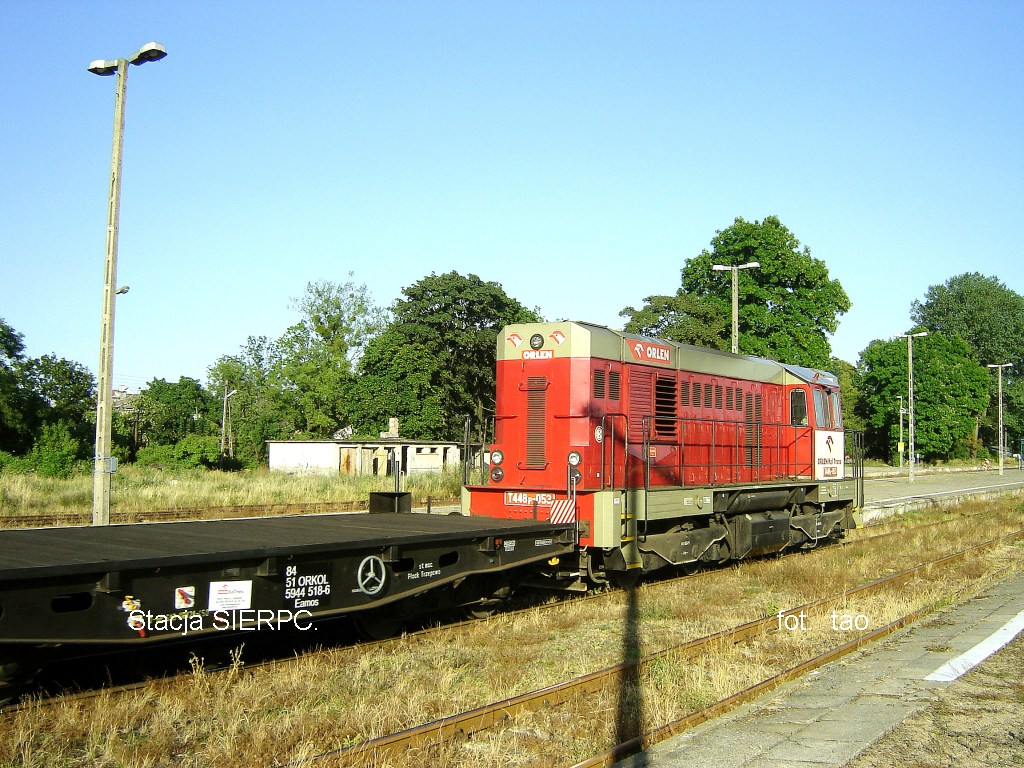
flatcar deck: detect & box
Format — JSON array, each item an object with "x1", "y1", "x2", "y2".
[
  {"x1": 0, "y1": 512, "x2": 576, "y2": 645},
  {"x1": 0, "y1": 512, "x2": 568, "y2": 580}
]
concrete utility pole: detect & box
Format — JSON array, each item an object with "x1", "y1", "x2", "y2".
[
  {"x1": 712, "y1": 261, "x2": 760, "y2": 355},
  {"x1": 89, "y1": 42, "x2": 167, "y2": 526},
  {"x1": 899, "y1": 332, "x2": 928, "y2": 483},
  {"x1": 986, "y1": 363, "x2": 1013, "y2": 475}
]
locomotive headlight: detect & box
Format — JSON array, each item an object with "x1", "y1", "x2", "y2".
[
  {"x1": 567, "y1": 451, "x2": 582, "y2": 467},
  {"x1": 490, "y1": 466, "x2": 504, "y2": 482},
  {"x1": 490, "y1": 450, "x2": 504, "y2": 466}
]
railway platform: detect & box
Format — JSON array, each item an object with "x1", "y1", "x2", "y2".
[{"x1": 613, "y1": 564, "x2": 1024, "y2": 768}]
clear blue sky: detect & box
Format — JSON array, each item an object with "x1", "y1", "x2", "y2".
[{"x1": 2, "y1": 1, "x2": 1022, "y2": 391}]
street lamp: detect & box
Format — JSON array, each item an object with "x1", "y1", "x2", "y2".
[
  {"x1": 89, "y1": 42, "x2": 167, "y2": 526},
  {"x1": 712, "y1": 261, "x2": 760, "y2": 355},
  {"x1": 986, "y1": 363, "x2": 1013, "y2": 475},
  {"x1": 221, "y1": 388, "x2": 238, "y2": 465},
  {"x1": 898, "y1": 331, "x2": 928, "y2": 483}
]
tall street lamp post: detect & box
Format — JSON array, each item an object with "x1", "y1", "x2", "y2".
[
  {"x1": 899, "y1": 332, "x2": 928, "y2": 483},
  {"x1": 89, "y1": 42, "x2": 167, "y2": 526},
  {"x1": 986, "y1": 363, "x2": 1013, "y2": 475},
  {"x1": 712, "y1": 261, "x2": 760, "y2": 355}
]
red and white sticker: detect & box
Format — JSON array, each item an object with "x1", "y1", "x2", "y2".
[
  {"x1": 549, "y1": 499, "x2": 577, "y2": 525},
  {"x1": 549, "y1": 330, "x2": 567, "y2": 346},
  {"x1": 629, "y1": 341, "x2": 672, "y2": 365},
  {"x1": 507, "y1": 333, "x2": 524, "y2": 348}
]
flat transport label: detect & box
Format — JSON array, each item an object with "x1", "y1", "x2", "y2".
[{"x1": 504, "y1": 491, "x2": 556, "y2": 507}]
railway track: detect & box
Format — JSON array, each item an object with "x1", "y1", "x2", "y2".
[
  {"x1": 318, "y1": 528, "x2": 1024, "y2": 767},
  {"x1": 0, "y1": 502, "x2": 1002, "y2": 716},
  {"x1": 4, "y1": 501, "x2": 1020, "y2": 768}
]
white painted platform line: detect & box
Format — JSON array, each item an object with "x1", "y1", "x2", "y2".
[{"x1": 925, "y1": 609, "x2": 1024, "y2": 682}]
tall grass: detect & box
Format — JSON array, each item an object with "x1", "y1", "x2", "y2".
[{"x1": 0, "y1": 465, "x2": 468, "y2": 517}]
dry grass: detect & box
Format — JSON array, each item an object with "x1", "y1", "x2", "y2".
[
  {"x1": 0, "y1": 466, "x2": 467, "y2": 519},
  {"x1": 2, "y1": 500, "x2": 1022, "y2": 767}
]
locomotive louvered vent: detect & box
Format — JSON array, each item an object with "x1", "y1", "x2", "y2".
[
  {"x1": 704, "y1": 383, "x2": 713, "y2": 409},
  {"x1": 526, "y1": 376, "x2": 547, "y2": 467},
  {"x1": 608, "y1": 371, "x2": 621, "y2": 400},
  {"x1": 629, "y1": 372, "x2": 653, "y2": 437},
  {"x1": 693, "y1": 382, "x2": 702, "y2": 408},
  {"x1": 680, "y1": 381, "x2": 690, "y2": 408},
  {"x1": 715, "y1": 385, "x2": 723, "y2": 410},
  {"x1": 744, "y1": 392, "x2": 763, "y2": 467},
  {"x1": 726, "y1": 386, "x2": 734, "y2": 411},
  {"x1": 593, "y1": 369, "x2": 606, "y2": 399},
  {"x1": 654, "y1": 376, "x2": 677, "y2": 438}
]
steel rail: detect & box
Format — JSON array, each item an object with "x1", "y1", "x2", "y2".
[
  {"x1": 574, "y1": 559, "x2": 1021, "y2": 768},
  {"x1": 305, "y1": 527, "x2": 1024, "y2": 766}
]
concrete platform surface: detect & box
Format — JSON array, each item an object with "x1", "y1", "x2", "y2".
[{"x1": 613, "y1": 569, "x2": 1024, "y2": 768}]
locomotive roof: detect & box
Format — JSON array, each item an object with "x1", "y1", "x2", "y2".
[{"x1": 498, "y1": 321, "x2": 840, "y2": 388}]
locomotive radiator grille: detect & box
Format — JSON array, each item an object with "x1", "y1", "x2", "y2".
[{"x1": 526, "y1": 377, "x2": 547, "y2": 467}]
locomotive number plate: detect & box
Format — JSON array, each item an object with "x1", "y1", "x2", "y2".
[{"x1": 504, "y1": 491, "x2": 556, "y2": 507}]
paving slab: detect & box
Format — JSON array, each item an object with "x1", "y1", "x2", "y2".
[{"x1": 613, "y1": 570, "x2": 1024, "y2": 768}]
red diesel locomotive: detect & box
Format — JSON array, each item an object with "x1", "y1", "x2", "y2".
[{"x1": 463, "y1": 321, "x2": 861, "y2": 586}]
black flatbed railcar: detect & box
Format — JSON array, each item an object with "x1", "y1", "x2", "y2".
[{"x1": 0, "y1": 512, "x2": 575, "y2": 645}]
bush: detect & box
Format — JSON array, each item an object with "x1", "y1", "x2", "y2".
[
  {"x1": 29, "y1": 421, "x2": 83, "y2": 478},
  {"x1": 136, "y1": 435, "x2": 222, "y2": 470}
]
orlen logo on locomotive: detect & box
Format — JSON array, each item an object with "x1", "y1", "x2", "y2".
[{"x1": 631, "y1": 341, "x2": 672, "y2": 365}]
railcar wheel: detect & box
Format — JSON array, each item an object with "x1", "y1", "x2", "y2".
[
  {"x1": 608, "y1": 570, "x2": 641, "y2": 590},
  {"x1": 352, "y1": 607, "x2": 405, "y2": 641},
  {"x1": 463, "y1": 584, "x2": 512, "y2": 620}
]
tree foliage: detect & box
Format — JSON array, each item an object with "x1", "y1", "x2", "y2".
[
  {"x1": 679, "y1": 216, "x2": 851, "y2": 368},
  {"x1": 620, "y1": 292, "x2": 728, "y2": 350},
  {"x1": 0, "y1": 318, "x2": 36, "y2": 454},
  {"x1": 855, "y1": 332, "x2": 988, "y2": 461},
  {"x1": 208, "y1": 336, "x2": 296, "y2": 467},
  {"x1": 277, "y1": 277, "x2": 386, "y2": 438},
  {"x1": 135, "y1": 377, "x2": 216, "y2": 447},
  {"x1": 353, "y1": 272, "x2": 541, "y2": 441},
  {"x1": 911, "y1": 273, "x2": 1023, "y2": 449}
]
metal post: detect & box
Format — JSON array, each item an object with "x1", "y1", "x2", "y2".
[
  {"x1": 897, "y1": 394, "x2": 904, "y2": 469},
  {"x1": 899, "y1": 332, "x2": 927, "y2": 483},
  {"x1": 92, "y1": 59, "x2": 128, "y2": 526},
  {"x1": 987, "y1": 363, "x2": 1013, "y2": 475}
]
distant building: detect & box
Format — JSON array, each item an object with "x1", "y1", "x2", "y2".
[{"x1": 267, "y1": 439, "x2": 462, "y2": 477}]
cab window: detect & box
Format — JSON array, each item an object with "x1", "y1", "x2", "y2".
[
  {"x1": 790, "y1": 389, "x2": 808, "y2": 426},
  {"x1": 812, "y1": 388, "x2": 827, "y2": 427}
]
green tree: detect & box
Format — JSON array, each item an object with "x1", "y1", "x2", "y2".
[
  {"x1": 677, "y1": 216, "x2": 851, "y2": 368},
  {"x1": 911, "y1": 273, "x2": 1023, "y2": 450},
  {"x1": 348, "y1": 325, "x2": 448, "y2": 439},
  {"x1": 619, "y1": 292, "x2": 728, "y2": 350},
  {"x1": 277, "y1": 276, "x2": 386, "y2": 438},
  {"x1": 356, "y1": 272, "x2": 541, "y2": 441},
  {"x1": 135, "y1": 377, "x2": 216, "y2": 447},
  {"x1": 21, "y1": 354, "x2": 96, "y2": 450},
  {"x1": 208, "y1": 336, "x2": 297, "y2": 467},
  {"x1": 0, "y1": 318, "x2": 37, "y2": 454},
  {"x1": 856, "y1": 332, "x2": 988, "y2": 461}
]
